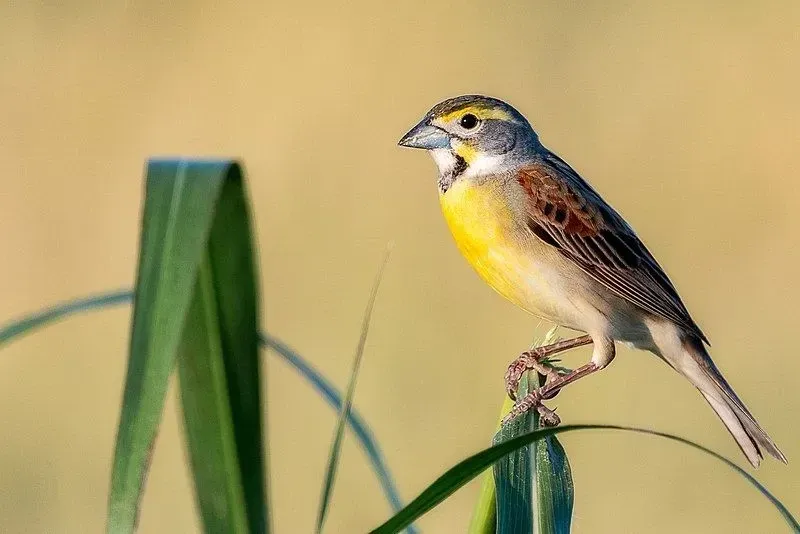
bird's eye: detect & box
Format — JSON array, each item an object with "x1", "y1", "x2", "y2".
[{"x1": 460, "y1": 113, "x2": 479, "y2": 129}]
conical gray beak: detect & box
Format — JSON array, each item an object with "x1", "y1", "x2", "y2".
[{"x1": 398, "y1": 120, "x2": 450, "y2": 150}]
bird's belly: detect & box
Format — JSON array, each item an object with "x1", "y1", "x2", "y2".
[{"x1": 440, "y1": 181, "x2": 577, "y2": 325}]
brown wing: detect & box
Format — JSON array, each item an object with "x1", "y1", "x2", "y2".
[{"x1": 519, "y1": 150, "x2": 708, "y2": 343}]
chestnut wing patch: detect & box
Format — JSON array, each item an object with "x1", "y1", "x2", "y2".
[{"x1": 519, "y1": 155, "x2": 707, "y2": 342}]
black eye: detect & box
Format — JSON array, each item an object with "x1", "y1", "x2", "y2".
[{"x1": 460, "y1": 113, "x2": 479, "y2": 129}]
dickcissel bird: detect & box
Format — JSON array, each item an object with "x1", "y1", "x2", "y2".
[{"x1": 399, "y1": 95, "x2": 785, "y2": 467}]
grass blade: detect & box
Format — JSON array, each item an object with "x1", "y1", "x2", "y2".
[
  {"x1": 177, "y1": 164, "x2": 267, "y2": 533},
  {"x1": 496, "y1": 329, "x2": 574, "y2": 534},
  {"x1": 0, "y1": 289, "x2": 133, "y2": 345},
  {"x1": 177, "y1": 255, "x2": 250, "y2": 533},
  {"x1": 528, "y1": 426, "x2": 573, "y2": 534},
  {"x1": 469, "y1": 327, "x2": 573, "y2": 534},
  {"x1": 467, "y1": 395, "x2": 516, "y2": 534},
  {"x1": 108, "y1": 160, "x2": 228, "y2": 533},
  {"x1": 0, "y1": 292, "x2": 416, "y2": 533},
  {"x1": 471, "y1": 375, "x2": 574, "y2": 534},
  {"x1": 264, "y1": 335, "x2": 418, "y2": 534},
  {"x1": 315, "y1": 250, "x2": 391, "y2": 534},
  {"x1": 370, "y1": 424, "x2": 799, "y2": 534},
  {"x1": 492, "y1": 371, "x2": 573, "y2": 534},
  {"x1": 467, "y1": 471, "x2": 497, "y2": 534},
  {"x1": 107, "y1": 159, "x2": 267, "y2": 533}
]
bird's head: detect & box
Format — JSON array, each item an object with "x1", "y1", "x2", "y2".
[{"x1": 399, "y1": 95, "x2": 540, "y2": 190}]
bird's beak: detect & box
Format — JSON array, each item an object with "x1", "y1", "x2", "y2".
[{"x1": 398, "y1": 119, "x2": 450, "y2": 150}]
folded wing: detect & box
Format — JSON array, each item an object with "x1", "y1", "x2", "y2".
[{"x1": 518, "y1": 151, "x2": 708, "y2": 343}]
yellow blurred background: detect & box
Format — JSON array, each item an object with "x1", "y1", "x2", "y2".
[{"x1": 1, "y1": 1, "x2": 798, "y2": 532}]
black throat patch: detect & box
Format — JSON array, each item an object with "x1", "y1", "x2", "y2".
[{"x1": 438, "y1": 154, "x2": 468, "y2": 193}]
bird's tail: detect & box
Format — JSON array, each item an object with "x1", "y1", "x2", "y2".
[{"x1": 664, "y1": 335, "x2": 786, "y2": 468}]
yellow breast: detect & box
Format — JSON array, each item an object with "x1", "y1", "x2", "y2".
[{"x1": 439, "y1": 179, "x2": 534, "y2": 310}]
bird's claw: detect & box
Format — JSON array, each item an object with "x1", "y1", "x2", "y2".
[
  {"x1": 504, "y1": 349, "x2": 546, "y2": 401},
  {"x1": 504, "y1": 360, "x2": 525, "y2": 401},
  {"x1": 501, "y1": 389, "x2": 561, "y2": 427},
  {"x1": 536, "y1": 403, "x2": 561, "y2": 427}
]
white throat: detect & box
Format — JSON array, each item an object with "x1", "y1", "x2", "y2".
[
  {"x1": 428, "y1": 148, "x2": 506, "y2": 180},
  {"x1": 429, "y1": 149, "x2": 458, "y2": 176},
  {"x1": 463, "y1": 153, "x2": 506, "y2": 178}
]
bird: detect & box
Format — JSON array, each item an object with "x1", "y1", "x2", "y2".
[{"x1": 398, "y1": 94, "x2": 785, "y2": 468}]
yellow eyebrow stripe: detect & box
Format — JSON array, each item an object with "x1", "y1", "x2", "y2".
[{"x1": 439, "y1": 105, "x2": 513, "y2": 123}]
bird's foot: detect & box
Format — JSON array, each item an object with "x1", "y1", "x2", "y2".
[
  {"x1": 505, "y1": 335, "x2": 593, "y2": 401},
  {"x1": 501, "y1": 390, "x2": 561, "y2": 427},
  {"x1": 504, "y1": 348, "x2": 552, "y2": 401},
  {"x1": 502, "y1": 335, "x2": 596, "y2": 428},
  {"x1": 502, "y1": 361, "x2": 601, "y2": 427}
]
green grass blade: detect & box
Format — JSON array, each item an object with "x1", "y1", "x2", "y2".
[
  {"x1": 470, "y1": 327, "x2": 572, "y2": 534},
  {"x1": 177, "y1": 165, "x2": 267, "y2": 533},
  {"x1": 315, "y1": 250, "x2": 390, "y2": 534},
  {"x1": 370, "y1": 424, "x2": 799, "y2": 534},
  {"x1": 0, "y1": 293, "x2": 416, "y2": 533},
  {"x1": 492, "y1": 386, "x2": 536, "y2": 534},
  {"x1": 202, "y1": 164, "x2": 267, "y2": 532},
  {"x1": 0, "y1": 290, "x2": 133, "y2": 345},
  {"x1": 108, "y1": 160, "x2": 229, "y2": 533},
  {"x1": 107, "y1": 159, "x2": 267, "y2": 534},
  {"x1": 528, "y1": 427, "x2": 572, "y2": 534},
  {"x1": 467, "y1": 395, "x2": 516, "y2": 534},
  {"x1": 177, "y1": 255, "x2": 249, "y2": 533},
  {"x1": 467, "y1": 471, "x2": 497, "y2": 534},
  {"x1": 264, "y1": 335, "x2": 419, "y2": 534},
  {"x1": 491, "y1": 372, "x2": 573, "y2": 534}
]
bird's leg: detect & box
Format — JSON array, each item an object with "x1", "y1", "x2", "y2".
[
  {"x1": 504, "y1": 335, "x2": 593, "y2": 401},
  {"x1": 502, "y1": 362, "x2": 601, "y2": 426},
  {"x1": 539, "y1": 362, "x2": 600, "y2": 400}
]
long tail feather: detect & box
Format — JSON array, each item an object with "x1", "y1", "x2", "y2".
[{"x1": 663, "y1": 334, "x2": 786, "y2": 467}]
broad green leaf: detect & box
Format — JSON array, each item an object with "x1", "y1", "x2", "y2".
[
  {"x1": 0, "y1": 292, "x2": 417, "y2": 533},
  {"x1": 370, "y1": 424, "x2": 799, "y2": 534},
  {"x1": 316, "y1": 251, "x2": 390, "y2": 534},
  {"x1": 469, "y1": 373, "x2": 573, "y2": 534},
  {"x1": 528, "y1": 426, "x2": 572, "y2": 534},
  {"x1": 492, "y1": 373, "x2": 573, "y2": 534},
  {"x1": 470, "y1": 328, "x2": 573, "y2": 534},
  {"x1": 107, "y1": 160, "x2": 267, "y2": 533}
]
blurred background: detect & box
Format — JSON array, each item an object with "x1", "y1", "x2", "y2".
[{"x1": 1, "y1": 1, "x2": 798, "y2": 532}]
